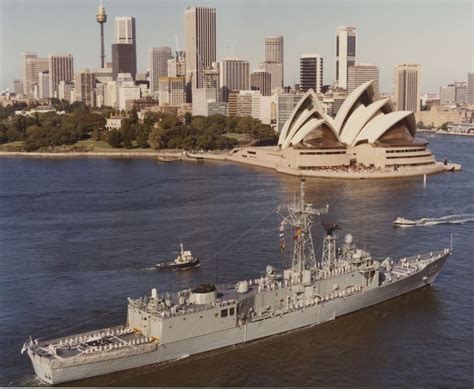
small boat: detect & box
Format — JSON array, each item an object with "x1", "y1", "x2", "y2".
[
  {"x1": 155, "y1": 243, "x2": 200, "y2": 270},
  {"x1": 392, "y1": 217, "x2": 417, "y2": 227}
]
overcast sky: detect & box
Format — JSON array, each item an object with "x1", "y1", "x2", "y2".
[{"x1": 0, "y1": 0, "x2": 472, "y2": 93}]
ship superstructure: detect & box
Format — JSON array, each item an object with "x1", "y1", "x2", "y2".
[{"x1": 23, "y1": 180, "x2": 451, "y2": 385}]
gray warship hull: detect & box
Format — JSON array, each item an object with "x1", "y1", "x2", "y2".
[{"x1": 27, "y1": 251, "x2": 448, "y2": 385}]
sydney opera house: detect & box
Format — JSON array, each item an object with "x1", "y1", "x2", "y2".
[{"x1": 227, "y1": 80, "x2": 446, "y2": 178}]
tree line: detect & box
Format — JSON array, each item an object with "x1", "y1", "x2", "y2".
[{"x1": 0, "y1": 99, "x2": 277, "y2": 151}]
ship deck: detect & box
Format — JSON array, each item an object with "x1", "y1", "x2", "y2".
[{"x1": 32, "y1": 325, "x2": 158, "y2": 364}]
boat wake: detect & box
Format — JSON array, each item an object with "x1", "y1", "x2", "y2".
[{"x1": 414, "y1": 213, "x2": 474, "y2": 226}]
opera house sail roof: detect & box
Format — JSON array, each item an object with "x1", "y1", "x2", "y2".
[{"x1": 278, "y1": 80, "x2": 419, "y2": 149}]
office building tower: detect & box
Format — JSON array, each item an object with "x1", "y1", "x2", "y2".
[
  {"x1": 58, "y1": 81, "x2": 74, "y2": 102},
  {"x1": 250, "y1": 70, "x2": 271, "y2": 96},
  {"x1": 23, "y1": 52, "x2": 49, "y2": 96},
  {"x1": 227, "y1": 90, "x2": 240, "y2": 116},
  {"x1": 300, "y1": 54, "x2": 323, "y2": 93},
  {"x1": 192, "y1": 88, "x2": 218, "y2": 116},
  {"x1": 276, "y1": 93, "x2": 303, "y2": 132},
  {"x1": 185, "y1": 6, "x2": 216, "y2": 92},
  {"x1": 336, "y1": 26, "x2": 356, "y2": 89},
  {"x1": 394, "y1": 64, "x2": 421, "y2": 112},
  {"x1": 220, "y1": 58, "x2": 249, "y2": 102},
  {"x1": 149, "y1": 47, "x2": 173, "y2": 94},
  {"x1": 175, "y1": 51, "x2": 186, "y2": 77},
  {"x1": 159, "y1": 77, "x2": 185, "y2": 106},
  {"x1": 104, "y1": 81, "x2": 117, "y2": 107},
  {"x1": 259, "y1": 36, "x2": 284, "y2": 90},
  {"x1": 13, "y1": 80, "x2": 23, "y2": 95},
  {"x1": 48, "y1": 54, "x2": 74, "y2": 98},
  {"x1": 75, "y1": 69, "x2": 96, "y2": 106},
  {"x1": 468, "y1": 73, "x2": 474, "y2": 104},
  {"x1": 112, "y1": 44, "x2": 136, "y2": 80},
  {"x1": 38, "y1": 71, "x2": 50, "y2": 99},
  {"x1": 202, "y1": 63, "x2": 220, "y2": 101},
  {"x1": 454, "y1": 81, "x2": 467, "y2": 104},
  {"x1": 114, "y1": 16, "x2": 136, "y2": 78},
  {"x1": 93, "y1": 67, "x2": 113, "y2": 83},
  {"x1": 96, "y1": 0, "x2": 107, "y2": 67},
  {"x1": 439, "y1": 85, "x2": 456, "y2": 105},
  {"x1": 118, "y1": 85, "x2": 141, "y2": 111},
  {"x1": 348, "y1": 63, "x2": 379, "y2": 96}
]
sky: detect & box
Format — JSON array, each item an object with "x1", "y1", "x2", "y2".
[{"x1": 0, "y1": 0, "x2": 472, "y2": 94}]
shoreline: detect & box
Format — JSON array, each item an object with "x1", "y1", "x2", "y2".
[{"x1": 0, "y1": 149, "x2": 461, "y2": 180}]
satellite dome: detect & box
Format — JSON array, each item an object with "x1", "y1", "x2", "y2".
[{"x1": 344, "y1": 234, "x2": 353, "y2": 245}]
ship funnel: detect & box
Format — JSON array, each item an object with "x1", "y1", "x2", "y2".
[{"x1": 151, "y1": 288, "x2": 157, "y2": 299}]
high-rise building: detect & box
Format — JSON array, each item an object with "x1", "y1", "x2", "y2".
[
  {"x1": 468, "y1": 73, "x2": 474, "y2": 104},
  {"x1": 336, "y1": 26, "x2": 357, "y2": 89},
  {"x1": 237, "y1": 90, "x2": 260, "y2": 117},
  {"x1": 454, "y1": 81, "x2": 467, "y2": 104},
  {"x1": 348, "y1": 63, "x2": 379, "y2": 96},
  {"x1": 149, "y1": 47, "x2": 173, "y2": 94},
  {"x1": 276, "y1": 93, "x2": 303, "y2": 132},
  {"x1": 439, "y1": 84, "x2": 456, "y2": 105},
  {"x1": 58, "y1": 81, "x2": 74, "y2": 102},
  {"x1": 38, "y1": 71, "x2": 50, "y2": 99},
  {"x1": 118, "y1": 85, "x2": 141, "y2": 111},
  {"x1": 192, "y1": 88, "x2": 218, "y2": 116},
  {"x1": 220, "y1": 58, "x2": 249, "y2": 102},
  {"x1": 202, "y1": 63, "x2": 220, "y2": 102},
  {"x1": 114, "y1": 16, "x2": 137, "y2": 79},
  {"x1": 394, "y1": 64, "x2": 421, "y2": 112},
  {"x1": 75, "y1": 69, "x2": 96, "y2": 106},
  {"x1": 23, "y1": 52, "x2": 49, "y2": 96},
  {"x1": 259, "y1": 36, "x2": 284, "y2": 91},
  {"x1": 250, "y1": 70, "x2": 271, "y2": 96},
  {"x1": 159, "y1": 77, "x2": 185, "y2": 106},
  {"x1": 96, "y1": 0, "x2": 107, "y2": 68},
  {"x1": 112, "y1": 44, "x2": 136, "y2": 80},
  {"x1": 300, "y1": 54, "x2": 323, "y2": 93},
  {"x1": 185, "y1": 6, "x2": 216, "y2": 92},
  {"x1": 13, "y1": 80, "x2": 23, "y2": 95},
  {"x1": 48, "y1": 54, "x2": 74, "y2": 98}
]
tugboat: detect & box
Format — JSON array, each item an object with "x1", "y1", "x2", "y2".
[
  {"x1": 392, "y1": 217, "x2": 417, "y2": 227},
  {"x1": 155, "y1": 243, "x2": 200, "y2": 270}
]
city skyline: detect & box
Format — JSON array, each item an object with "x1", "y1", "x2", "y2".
[{"x1": 0, "y1": 0, "x2": 472, "y2": 93}]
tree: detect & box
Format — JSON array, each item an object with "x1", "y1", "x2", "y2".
[
  {"x1": 416, "y1": 121, "x2": 425, "y2": 129},
  {"x1": 107, "y1": 130, "x2": 123, "y2": 148},
  {"x1": 136, "y1": 125, "x2": 150, "y2": 148},
  {"x1": 440, "y1": 121, "x2": 452, "y2": 131},
  {"x1": 184, "y1": 112, "x2": 192, "y2": 125},
  {"x1": 148, "y1": 127, "x2": 165, "y2": 150}
]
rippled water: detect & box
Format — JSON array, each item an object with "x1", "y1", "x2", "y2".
[{"x1": 0, "y1": 135, "x2": 473, "y2": 386}]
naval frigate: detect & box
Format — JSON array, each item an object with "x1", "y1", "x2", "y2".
[{"x1": 22, "y1": 180, "x2": 451, "y2": 385}]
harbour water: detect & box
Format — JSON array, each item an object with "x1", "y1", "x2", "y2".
[{"x1": 0, "y1": 135, "x2": 473, "y2": 386}]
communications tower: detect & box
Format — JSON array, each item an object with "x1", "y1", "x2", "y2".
[{"x1": 96, "y1": 0, "x2": 107, "y2": 68}]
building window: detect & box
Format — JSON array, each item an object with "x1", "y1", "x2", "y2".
[
  {"x1": 221, "y1": 309, "x2": 228, "y2": 318},
  {"x1": 229, "y1": 307, "x2": 235, "y2": 316}
]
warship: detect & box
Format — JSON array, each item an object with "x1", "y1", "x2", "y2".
[{"x1": 22, "y1": 180, "x2": 451, "y2": 385}]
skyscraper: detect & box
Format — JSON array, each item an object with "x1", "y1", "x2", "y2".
[
  {"x1": 38, "y1": 71, "x2": 50, "y2": 99},
  {"x1": 13, "y1": 80, "x2": 23, "y2": 95},
  {"x1": 159, "y1": 77, "x2": 185, "y2": 106},
  {"x1": 149, "y1": 47, "x2": 173, "y2": 94},
  {"x1": 114, "y1": 17, "x2": 137, "y2": 79},
  {"x1": 299, "y1": 54, "x2": 323, "y2": 93},
  {"x1": 75, "y1": 69, "x2": 96, "y2": 106},
  {"x1": 184, "y1": 6, "x2": 216, "y2": 93},
  {"x1": 348, "y1": 63, "x2": 379, "y2": 96},
  {"x1": 467, "y1": 73, "x2": 474, "y2": 104},
  {"x1": 96, "y1": 0, "x2": 107, "y2": 68},
  {"x1": 394, "y1": 64, "x2": 421, "y2": 112},
  {"x1": 250, "y1": 70, "x2": 272, "y2": 96},
  {"x1": 336, "y1": 26, "x2": 357, "y2": 89},
  {"x1": 439, "y1": 85, "x2": 456, "y2": 105},
  {"x1": 112, "y1": 44, "x2": 136, "y2": 80},
  {"x1": 48, "y1": 54, "x2": 74, "y2": 98},
  {"x1": 259, "y1": 36, "x2": 284, "y2": 90},
  {"x1": 220, "y1": 58, "x2": 249, "y2": 102},
  {"x1": 23, "y1": 52, "x2": 49, "y2": 97}
]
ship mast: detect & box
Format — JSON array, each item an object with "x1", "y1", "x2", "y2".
[{"x1": 278, "y1": 179, "x2": 328, "y2": 282}]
